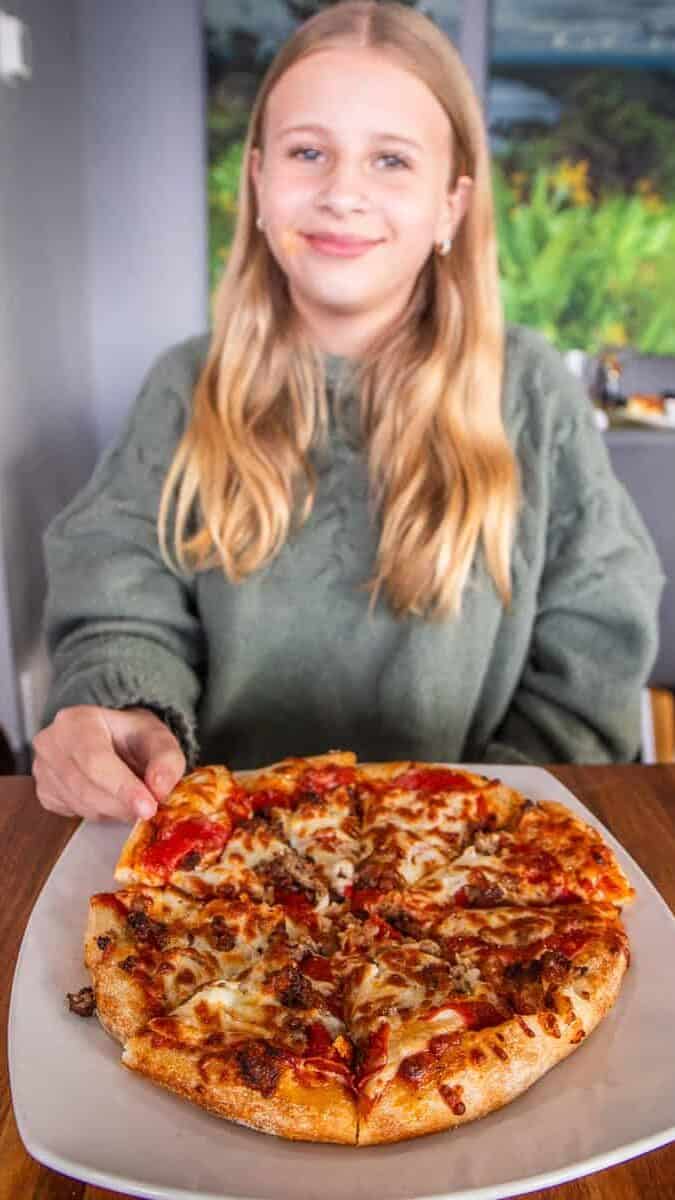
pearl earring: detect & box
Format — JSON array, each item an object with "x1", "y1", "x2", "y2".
[
  {"x1": 256, "y1": 215, "x2": 264, "y2": 231},
  {"x1": 436, "y1": 235, "x2": 452, "y2": 256}
]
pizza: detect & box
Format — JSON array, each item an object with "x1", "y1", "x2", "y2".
[{"x1": 72, "y1": 751, "x2": 634, "y2": 1145}]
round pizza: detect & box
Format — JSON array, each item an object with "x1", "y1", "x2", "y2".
[{"x1": 72, "y1": 751, "x2": 634, "y2": 1145}]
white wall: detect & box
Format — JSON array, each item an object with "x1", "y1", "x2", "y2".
[{"x1": 0, "y1": 0, "x2": 208, "y2": 753}]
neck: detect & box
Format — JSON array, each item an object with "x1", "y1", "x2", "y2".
[{"x1": 292, "y1": 282, "x2": 415, "y2": 360}]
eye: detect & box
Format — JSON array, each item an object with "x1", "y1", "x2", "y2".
[
  {"x1": 288, "y1": 146, "x2": 323, "y2": 162},
  {"x1": 376, "y1": 154, "x2": 410, "y2": 170}
]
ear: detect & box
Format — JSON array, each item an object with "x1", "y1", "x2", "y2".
[{"x1": 437, "y1": 174, "x2": 473, "y2": 243}]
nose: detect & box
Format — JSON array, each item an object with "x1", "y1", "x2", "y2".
[{"x1": 315, "y1": 158, "x2": 369, "y2": 217}]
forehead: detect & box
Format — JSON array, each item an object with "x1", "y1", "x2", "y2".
[{"x1": 264, "y1": 46, "x2": 450, "y2": 152}]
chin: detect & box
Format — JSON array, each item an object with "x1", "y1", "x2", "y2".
[{"x1": 299, "y1": 278, "x2": 384, "y2": 305}]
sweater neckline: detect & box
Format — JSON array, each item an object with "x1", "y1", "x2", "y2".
[{"x1": 321, "y1": 353, "x2": 361, "y2": 448}]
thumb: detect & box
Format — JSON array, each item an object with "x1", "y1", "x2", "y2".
[
  {"x1": 103, "y1": 707, "x2": 186, "y2": 808},
  {"x1": 144, "y1": 746, "x2": 186, "y2": 805}
]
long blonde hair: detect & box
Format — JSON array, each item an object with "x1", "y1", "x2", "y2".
[{"x1": 159, "y1": 0, "x2": 519, "y2": 617}]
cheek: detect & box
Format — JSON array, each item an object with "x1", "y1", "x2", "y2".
[
  {"x1": 381, "y1": 201, "x2": 436, "y2": 269},
  {"x1": 264, "y1": 170, "x2": 309, "y2": 219}
]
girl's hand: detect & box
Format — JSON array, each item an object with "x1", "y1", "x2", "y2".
[{"x1": 32, "y1": 705, "x2": 186, "y2": 822}]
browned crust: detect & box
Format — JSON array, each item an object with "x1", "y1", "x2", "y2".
[
  {"x1": 234, "y1": 749, "x2": 358, "y2": 788},
  {"x1": 114, "y1": 820, "x2": 155, "y2": 885},
  {"x1": 357, "y1": 939, "x2": 628, "y2": 1145},
  {"x1": 357, "y1": 761, "x2": 487, "y2": 786},
  {"x1": 121, "y1": 1038, "x2": 358, "y2": 1143},
  {"x1": 84, "y1": 896, "x2": 160, "y2": 1042}
]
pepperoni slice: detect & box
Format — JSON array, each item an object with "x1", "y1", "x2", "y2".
[
  {"x1": 305, "y1": 1021, "x2": 333, "y2": 1057},
  {"x1": 299, "y1": 1023, "x2": 352, "y2": 1081},
  {"x1": 141, "y1": 817, "x2": 231, "y2": 878},
  {"x1": 249, "y1": 788, "x2": 294, "y2": 813},
  {"x1": 301, "y1": 765, "x2": 357, "y2": 793},
  {"x1": 273, "y1": 888, "x2": 318, "y2": 928},
  {"x1": 300, "y1": 954, "x2": 334, "y2": 982},
  {"x1": 348, "y1": 886, "x2": 384, "y2": 915},
  {"x1": 356, "y1": 1022, "x2": 390, "y2": 1084},
  {"x1": 546, "y1": 929, "x2": 589, "y2": 959},
  {"x1": 424, "y1": 999, "x2": 507, "y2": 1030},
  {"x1": 392, "y1": 767, "x2": 478, "y2": 794}
]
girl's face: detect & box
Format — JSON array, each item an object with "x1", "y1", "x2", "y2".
[{"x1": 250, "y1": 47, "x2": 472, "y2": 354}]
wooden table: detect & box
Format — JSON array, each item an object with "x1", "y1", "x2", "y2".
[{"x1": 2, "y1": 766, "x2": 674, "y2": 1200}]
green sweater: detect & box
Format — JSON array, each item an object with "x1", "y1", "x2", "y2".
[{"x1": 42, "y1": 325, "x2": 663, "y2": 768}]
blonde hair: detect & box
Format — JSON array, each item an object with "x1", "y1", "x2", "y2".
[{"x1": 159, "y1": 0, "x2": 519, "y2": 617}]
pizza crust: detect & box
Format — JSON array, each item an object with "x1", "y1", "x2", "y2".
[
  {"x1": 114, "y1": 819, "x2": 156, "y2": 886},
  {"x1": 122, "y1": 1036, "x2": 358, "y2": 1144}
]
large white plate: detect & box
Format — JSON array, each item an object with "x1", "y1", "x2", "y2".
[{"x1": 9, "y1": 766, "x2": 675, "y2": 1200}]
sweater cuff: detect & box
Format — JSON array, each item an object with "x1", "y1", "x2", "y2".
[
  {"x1": 42, "y1": 662, "x2": 200, "y2": 769},
  {"x1": 479, "y1": 740, "x2": 533, "y2": 765}
]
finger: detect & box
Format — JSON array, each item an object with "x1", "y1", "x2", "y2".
[
  {"x1": 143, "y1": 739, "x2": 186, "y2": 804},
  {"x1": 104, "y1": 709, "x2": 186, "y2": 802},
  {"x1": 51, "y1": 715, "x2": 157, "y2": 820}
]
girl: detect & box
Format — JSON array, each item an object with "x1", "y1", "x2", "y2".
[{"x1": 34, "y1": 1, "x2": 662, "y2": 822}]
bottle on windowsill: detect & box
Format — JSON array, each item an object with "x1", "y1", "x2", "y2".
[{"x1": 596, "y1": 352, "x2": 627, "y2": 411}]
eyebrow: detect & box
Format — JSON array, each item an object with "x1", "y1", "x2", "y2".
[{"x1": 276, "y1": 123, "x2": 423, "y2": 151}]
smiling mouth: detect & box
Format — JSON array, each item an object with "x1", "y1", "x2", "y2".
[{"x1": 302, "y1": 233, "x2": 383, "y2": 258}]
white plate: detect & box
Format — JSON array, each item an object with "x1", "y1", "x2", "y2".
[{"x1": 9, "y1": 766, "x2": 675, "y2": 1200}]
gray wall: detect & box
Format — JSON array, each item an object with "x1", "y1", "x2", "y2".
[
  {"x1": 0, "y1": 0, "x2": 95, "y2": 750},
  {"x1": 0, "y1": 0, "x2": 208, "y2": 751},
  {"x1": 79, "y1": 0, "x2": 209, "y2": 449}
]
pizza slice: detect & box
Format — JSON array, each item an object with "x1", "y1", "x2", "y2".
[
  {"x1": 115, "y1": 756, "x2": 361, "y2": 920},
  {"x1": 350, "y1": 763, "x2": 526, "y2": 904},
  {"x1": 356, "y1": 800, "x2": 634, "y2": 913},
  {"x1": 236, "y1": 751, "x2": 361, "y2": 900},
  {"x1": 121, "y1": 941, "x2": 358, "y2": 1143},
  {"x1": 115, "y1": 765, "x2": 251, "y2": 889},
  {"x1": 85, "y1": 885, "x2": 288, "y2": 1041},
  {"x1": 334, "y1": 903, "x2": 629, "y2": 1144}
]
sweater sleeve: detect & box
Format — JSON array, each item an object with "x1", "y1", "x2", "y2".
[
  {"x1": 482, "y1": 337, "x2": 665, "y2": 764},
  {"x1": 40, "y1": 343, "x2": 205, "y2": 766}
]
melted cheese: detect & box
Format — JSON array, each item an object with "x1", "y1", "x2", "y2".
[
  {"x1": 284, "y1": 795, "x2": 360, "y2": 897},
  {"x1": 151, "y1": 970, "x2": 345, "y2": 1049}
]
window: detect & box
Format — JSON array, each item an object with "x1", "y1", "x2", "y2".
[{"x1": 488, "y1": 1, "x2": 675, "y2": 354}]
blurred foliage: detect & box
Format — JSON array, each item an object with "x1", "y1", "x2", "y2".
[
  {"x1": 493, "y1": 161, "x2": 675, "y2": 353},
  {"x1": 208, "y1": 140, "x2": 244, "y2": 295}
]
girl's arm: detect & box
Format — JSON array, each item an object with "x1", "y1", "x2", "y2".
[{"x1": 40, "y1": 341, "x2": 205, "y2": 770}]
